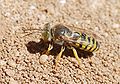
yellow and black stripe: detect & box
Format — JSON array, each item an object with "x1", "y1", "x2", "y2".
[{"x1": 72, "y1": 32, "x2": 99, "y2": 52}]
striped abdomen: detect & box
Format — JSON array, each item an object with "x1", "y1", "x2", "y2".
[{"x1": 72, "y1": 32, "x2": 100, "y2": 52}]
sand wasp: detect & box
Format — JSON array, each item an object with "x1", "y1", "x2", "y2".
[
  {"x1": 41, "y1": 23, "x2": 100, "y2": 66},
  {"x1": 23, "y1": 23, "x2": 100, "y2": 67}
]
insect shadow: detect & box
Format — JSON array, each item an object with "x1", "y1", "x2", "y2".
[{"x1": 25, "y1": 40, "x2": 93, "y2": 59}]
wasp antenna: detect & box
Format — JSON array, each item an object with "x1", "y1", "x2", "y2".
[
  {"x1": 22, "y1": 32, "x2": 36, "y2": 37},
  {"x1": 22, "y1": 28, "x2": 43, "y2": 33},
  {"x1": 20, "y1": 28, "x2": 43, "y2": 38},
  {"x1": 20, "y1": 31, "x2": 41, "y2": 37}
]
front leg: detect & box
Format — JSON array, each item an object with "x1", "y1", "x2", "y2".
[
  {"x1": 45, "y1": 44, "x2": 53, "y2": 55},
  {"x1": 42, "y1": 44, "x2": 53, "y2": 55}
]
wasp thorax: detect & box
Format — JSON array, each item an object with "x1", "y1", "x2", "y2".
[{"x1": 53, "y1": 24, "x2": 72, "y2": 38}]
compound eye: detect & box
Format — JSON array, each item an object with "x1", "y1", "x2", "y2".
[{"x1": 61, "y1": 30, "x2": 65, "y2": 35}]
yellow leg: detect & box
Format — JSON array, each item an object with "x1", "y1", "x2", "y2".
[
  {"x1": 71, "y1": 47, "x2": 81, "y2": 65},
  {"x1": 45, "y1": 44, "x2": 53, "y2": 55},
  {"x1": 55, "y1": 46, "x2": 65, "y2": 67}
]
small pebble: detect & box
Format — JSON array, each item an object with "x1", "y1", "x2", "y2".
[
  {"x1": 9, "y1": 78, "x2": 18, "y2": 84},
  {"x1": 104, "y1": 32, "x2": 108, "y2": 37},
  {"x1": 0, "y1": 60, "x2": 6, "y2": 66},
  {"x1": 59, "y1": 0, "x2": 66, "y2": 4},
  {"x1": 8, "y1": 60, "x2": 16, "y2": 68},
  {"x1": 14, "y1": 51, "x2": 20, "y2": 56},
  {"x1": 29, "y1": 5, "x2": 36, "y2": 10},
  {"x1": 94, "y1": 27, "x2": 99, "y2": 31},
  {"x1": 5, "y1": 69, "x2": 15, "y2": 77},
  {"x1": 39, "y1": 54, "x2": 48, "y2": 64},
  {"x1": 17, "y1": 64, "x2": 25, "y2": 71},
  {"x1": 69, "y1": 57, "x2": 77, "y2": 64},
  {"x1": 112, "y1": 23, "x2": 120, "y2": 28},
  {"x1": 3, "y1": 12, "x2": 10, "y2": 17},
  {"x1": 38, "y1": 13, "x2": 46, "y2": 21}
]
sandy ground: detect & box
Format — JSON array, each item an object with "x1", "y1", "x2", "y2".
[{"x1": 0, "y1": 0, "x2": 120, "y2": 84}]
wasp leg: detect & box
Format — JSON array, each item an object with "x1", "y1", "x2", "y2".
[
  {"x1": 71, "y1": 47, "x2": 81, "y2": 65},
  {"x1": 45, "y1": 44, "x2": 53, "y2": 55},
  {"x1": 88, "y1": 56, "x2": 93, "y2": 65},
  {"x1": 55, "y1": 46, "x2": 65, "y2": 67}
]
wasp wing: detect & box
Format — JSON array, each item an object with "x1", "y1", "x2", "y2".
[{"x1": 64, "y1": 24, "x2": 103, "y2": 41}]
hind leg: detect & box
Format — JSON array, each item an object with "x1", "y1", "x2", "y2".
[
  {"x1": 71, "y1": 47, "x2": 81, "y2": 65},
  {"x1": 55, "y1": 46, "x2": 65, "y2": 67}
]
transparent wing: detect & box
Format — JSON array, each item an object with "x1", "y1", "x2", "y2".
[{"x1": 64, "y1": 24, "x2": 103, "y2": 41}]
